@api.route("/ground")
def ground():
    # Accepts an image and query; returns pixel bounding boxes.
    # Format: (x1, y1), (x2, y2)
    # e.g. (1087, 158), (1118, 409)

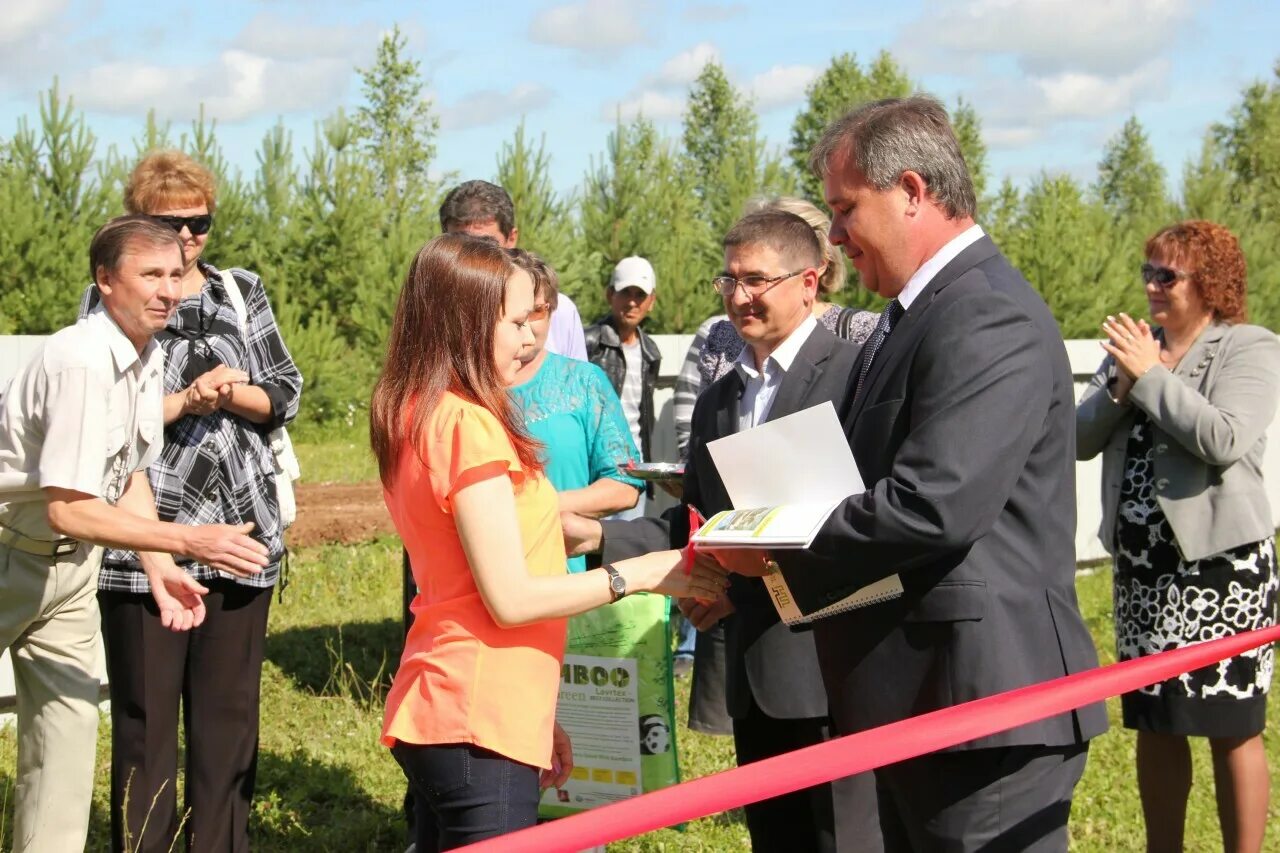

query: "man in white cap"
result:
(584, 257), (661, 519)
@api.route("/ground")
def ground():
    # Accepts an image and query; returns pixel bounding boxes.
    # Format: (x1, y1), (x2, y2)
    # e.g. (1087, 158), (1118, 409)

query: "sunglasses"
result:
(528, 302), (552, 321)
(152, 213), (213, 236)
(1141, 262), (1186, 289)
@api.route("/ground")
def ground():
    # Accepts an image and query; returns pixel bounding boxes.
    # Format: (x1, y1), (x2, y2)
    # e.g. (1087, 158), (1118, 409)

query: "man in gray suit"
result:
(564, 209), (881, 852)
(710, 96), (1109, 851)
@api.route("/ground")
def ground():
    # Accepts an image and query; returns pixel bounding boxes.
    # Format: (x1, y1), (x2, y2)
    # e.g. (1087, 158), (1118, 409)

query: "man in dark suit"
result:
(563, 209), (881, 852)
(708, 96), (1109, 851)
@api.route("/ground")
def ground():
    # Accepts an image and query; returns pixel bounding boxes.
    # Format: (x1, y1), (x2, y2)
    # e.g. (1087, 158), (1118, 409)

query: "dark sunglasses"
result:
(152, 213), (213, 236)
(1141, 262), (1185, 289)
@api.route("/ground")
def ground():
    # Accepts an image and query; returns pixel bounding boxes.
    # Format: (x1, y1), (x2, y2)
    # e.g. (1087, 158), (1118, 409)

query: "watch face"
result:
(610, 574), (627, 597)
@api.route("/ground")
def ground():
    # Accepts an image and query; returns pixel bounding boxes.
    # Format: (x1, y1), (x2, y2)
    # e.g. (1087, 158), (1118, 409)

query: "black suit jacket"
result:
(778, 236), (1109, 749)
(603, 324), (863, 720)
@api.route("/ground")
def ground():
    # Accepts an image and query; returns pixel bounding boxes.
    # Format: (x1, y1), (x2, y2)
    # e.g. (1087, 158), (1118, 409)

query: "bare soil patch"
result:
(288, 481), (396, 548)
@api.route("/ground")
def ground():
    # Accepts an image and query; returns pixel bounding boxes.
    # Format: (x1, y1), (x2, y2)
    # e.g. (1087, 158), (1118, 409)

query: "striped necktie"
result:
(854, 299), (904, 400)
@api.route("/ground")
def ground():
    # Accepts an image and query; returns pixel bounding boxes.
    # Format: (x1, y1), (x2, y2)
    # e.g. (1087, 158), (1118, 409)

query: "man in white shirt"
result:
(438, 179), (587, 359)
(0, 216), (268, 852)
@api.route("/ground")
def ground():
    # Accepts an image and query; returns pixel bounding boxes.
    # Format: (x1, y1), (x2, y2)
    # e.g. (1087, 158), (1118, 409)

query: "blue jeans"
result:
(391, 742), (539, 851)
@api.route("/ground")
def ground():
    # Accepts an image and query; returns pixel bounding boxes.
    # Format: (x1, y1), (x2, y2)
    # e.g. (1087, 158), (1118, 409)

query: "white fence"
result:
(5, 333), (1280, 710)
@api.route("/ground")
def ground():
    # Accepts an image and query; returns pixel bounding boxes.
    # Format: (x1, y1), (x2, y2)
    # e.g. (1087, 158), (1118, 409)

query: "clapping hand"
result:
(184, 365), (248, 416)
(1101, 313), (1160, 388)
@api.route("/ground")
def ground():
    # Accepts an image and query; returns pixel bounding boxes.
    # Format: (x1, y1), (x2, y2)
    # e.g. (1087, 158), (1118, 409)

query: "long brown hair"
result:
(370, 233), (543, 486)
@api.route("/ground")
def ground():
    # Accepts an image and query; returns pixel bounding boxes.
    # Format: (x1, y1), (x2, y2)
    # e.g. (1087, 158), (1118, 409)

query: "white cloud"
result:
(651, 42), (720, 87)
(66, 49), (353, 122)
(529, 0), (650, 58)
(984, 126), (1045, 149)
(682, 3), (747, 23)
(603, 90), (685, 122)
(0, 0), (69, 45)
(440, 83), (554, 130)
(1033, 60), (1171, 119)
(920, 0), (1194, 76)
(236, 14), (379, 62)
(750, 64), (819, 111)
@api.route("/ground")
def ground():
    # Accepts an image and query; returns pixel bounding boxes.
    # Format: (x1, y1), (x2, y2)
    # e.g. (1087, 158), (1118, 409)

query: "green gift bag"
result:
(538, 592), (681, 818)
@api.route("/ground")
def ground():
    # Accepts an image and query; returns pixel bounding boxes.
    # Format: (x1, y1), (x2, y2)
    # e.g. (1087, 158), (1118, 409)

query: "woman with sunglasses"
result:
(81, 150), (302, 853)
(506, 249), (643, 573)
(1077, 220), (1280, 853)
(372, 234), (725, 850)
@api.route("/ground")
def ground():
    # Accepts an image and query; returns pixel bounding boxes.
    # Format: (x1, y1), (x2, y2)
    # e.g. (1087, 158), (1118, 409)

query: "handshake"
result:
(560, 510), (776, 628)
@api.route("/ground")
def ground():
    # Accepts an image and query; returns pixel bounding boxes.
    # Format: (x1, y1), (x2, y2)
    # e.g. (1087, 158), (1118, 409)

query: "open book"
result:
(701, 403), (903, 625)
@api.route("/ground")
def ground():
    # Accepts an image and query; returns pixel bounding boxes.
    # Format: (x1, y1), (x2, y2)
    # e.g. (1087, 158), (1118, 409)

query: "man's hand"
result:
(560, 511), (603, 558)
(183, 365), (248, 417)
(540, 722), (574, 790)
(182, 522), (268, 577)
(146, 562), (209, 632)
(678, 594), (734, 631)
(701, 547), (774, 577)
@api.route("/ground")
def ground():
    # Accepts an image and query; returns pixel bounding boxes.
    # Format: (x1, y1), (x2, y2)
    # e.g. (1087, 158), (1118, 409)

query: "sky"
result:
(1, 0), (1277, 198)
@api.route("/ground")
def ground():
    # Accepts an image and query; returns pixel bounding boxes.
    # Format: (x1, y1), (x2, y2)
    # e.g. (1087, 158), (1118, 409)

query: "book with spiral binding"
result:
(763, 568), (903, 626)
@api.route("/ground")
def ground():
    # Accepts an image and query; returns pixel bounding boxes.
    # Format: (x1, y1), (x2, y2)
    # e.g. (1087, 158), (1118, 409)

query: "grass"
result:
(2, 540), (1277, 850)
(293, 433), (379, 485)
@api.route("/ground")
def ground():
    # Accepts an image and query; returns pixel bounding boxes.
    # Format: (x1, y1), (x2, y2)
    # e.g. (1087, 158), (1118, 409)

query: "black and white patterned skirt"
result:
(1113, 415), (1279, 737)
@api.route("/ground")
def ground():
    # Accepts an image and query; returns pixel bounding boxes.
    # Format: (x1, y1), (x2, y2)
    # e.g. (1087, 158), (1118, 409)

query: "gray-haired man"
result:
(0, 216), (268, 852)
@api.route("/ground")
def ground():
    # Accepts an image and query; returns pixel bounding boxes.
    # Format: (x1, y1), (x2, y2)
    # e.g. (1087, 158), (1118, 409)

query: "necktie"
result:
(854, 299), (904, 400)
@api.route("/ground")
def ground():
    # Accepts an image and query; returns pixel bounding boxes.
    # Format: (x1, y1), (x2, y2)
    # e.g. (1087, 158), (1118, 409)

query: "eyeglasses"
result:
(151, 213), (213, 236)
(712, 269), (809, 299)
(528, 302), (552, 321)
(1141, 263), (1186, 289)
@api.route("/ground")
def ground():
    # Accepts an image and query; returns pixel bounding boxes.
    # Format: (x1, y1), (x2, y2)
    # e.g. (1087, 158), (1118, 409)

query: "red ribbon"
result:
(682, 505), (705, 575)
(467, 623), (1280, 852)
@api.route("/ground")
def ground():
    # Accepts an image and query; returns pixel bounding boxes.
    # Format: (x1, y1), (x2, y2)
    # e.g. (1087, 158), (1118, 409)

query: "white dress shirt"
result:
(897, 223), (986, 311)
(0, 305), (165, 540)
(733, 314), (819, 430)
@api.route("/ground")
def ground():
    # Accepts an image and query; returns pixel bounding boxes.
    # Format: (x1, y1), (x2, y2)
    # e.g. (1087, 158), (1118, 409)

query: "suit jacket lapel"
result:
(713, 368), (742, 441)
(846, 236), (1001, 426)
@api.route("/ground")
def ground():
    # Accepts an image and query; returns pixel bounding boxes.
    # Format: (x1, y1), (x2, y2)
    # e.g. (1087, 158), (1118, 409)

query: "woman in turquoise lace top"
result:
(508, 251), (643, 572)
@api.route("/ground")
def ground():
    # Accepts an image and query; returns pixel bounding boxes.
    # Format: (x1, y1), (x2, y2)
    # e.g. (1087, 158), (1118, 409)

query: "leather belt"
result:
(0, 524), (80, 557)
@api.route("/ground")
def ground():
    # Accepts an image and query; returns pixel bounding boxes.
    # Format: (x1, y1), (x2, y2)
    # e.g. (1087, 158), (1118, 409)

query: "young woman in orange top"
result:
(370, 234), (726, 851)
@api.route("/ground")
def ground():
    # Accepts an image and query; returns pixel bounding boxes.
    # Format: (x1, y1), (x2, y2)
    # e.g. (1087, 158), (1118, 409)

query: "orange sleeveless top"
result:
(380, 392), (567, 769)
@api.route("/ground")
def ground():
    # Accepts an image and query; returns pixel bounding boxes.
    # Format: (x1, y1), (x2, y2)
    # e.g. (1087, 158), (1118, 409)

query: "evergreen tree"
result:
(1095, 116), (1169, 225)
(1214, 60), (1280, 218)
(952, 98), (988, 204)
(352, 25), (439, 213)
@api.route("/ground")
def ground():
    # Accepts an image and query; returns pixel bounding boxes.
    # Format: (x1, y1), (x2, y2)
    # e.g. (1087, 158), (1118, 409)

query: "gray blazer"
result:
(1076, 322), (1280, 562)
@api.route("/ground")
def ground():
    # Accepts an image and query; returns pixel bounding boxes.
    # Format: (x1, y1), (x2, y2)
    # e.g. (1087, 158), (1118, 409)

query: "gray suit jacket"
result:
(1076, 321), (1280, 562)
(776, 236), (1108, 750)
(602, 325), (863, 720)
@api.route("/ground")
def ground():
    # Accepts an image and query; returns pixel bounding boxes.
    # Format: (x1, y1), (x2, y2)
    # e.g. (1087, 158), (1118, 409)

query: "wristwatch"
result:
(604, 564), (627, 602)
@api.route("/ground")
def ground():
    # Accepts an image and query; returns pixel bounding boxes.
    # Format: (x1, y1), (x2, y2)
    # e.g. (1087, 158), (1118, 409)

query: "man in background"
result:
(438, 179), (587, 359)
(584, 256), (661, 520)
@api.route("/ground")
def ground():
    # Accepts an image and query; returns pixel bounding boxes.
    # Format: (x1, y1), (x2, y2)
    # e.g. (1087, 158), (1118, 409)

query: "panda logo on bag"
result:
(638, 714), (670, 755)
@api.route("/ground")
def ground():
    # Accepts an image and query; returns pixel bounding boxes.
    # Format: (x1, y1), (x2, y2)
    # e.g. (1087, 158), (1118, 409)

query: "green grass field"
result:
(2, 540), (1277, 850)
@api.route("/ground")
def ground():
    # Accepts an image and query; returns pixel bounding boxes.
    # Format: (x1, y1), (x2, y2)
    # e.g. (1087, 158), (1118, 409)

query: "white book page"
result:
(707, 402), (864, 508)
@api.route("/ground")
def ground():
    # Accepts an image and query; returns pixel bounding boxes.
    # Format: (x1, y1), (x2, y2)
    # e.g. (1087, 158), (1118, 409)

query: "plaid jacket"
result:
(80, 261), (302, 590)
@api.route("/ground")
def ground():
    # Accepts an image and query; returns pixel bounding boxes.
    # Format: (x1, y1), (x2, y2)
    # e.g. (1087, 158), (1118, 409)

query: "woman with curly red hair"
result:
(1077, 220), (1280, 852)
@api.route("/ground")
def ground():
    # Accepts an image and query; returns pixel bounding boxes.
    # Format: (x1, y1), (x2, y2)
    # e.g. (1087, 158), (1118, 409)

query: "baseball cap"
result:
(609, 256), (656, 295)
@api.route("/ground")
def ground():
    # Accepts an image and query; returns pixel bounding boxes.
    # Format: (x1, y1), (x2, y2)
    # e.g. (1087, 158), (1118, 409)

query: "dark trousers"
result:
(392, 742), (540, 851)
(100, 581), (272, 853)
(875, 743), (1089, 852)
(734, 694), (883, 853)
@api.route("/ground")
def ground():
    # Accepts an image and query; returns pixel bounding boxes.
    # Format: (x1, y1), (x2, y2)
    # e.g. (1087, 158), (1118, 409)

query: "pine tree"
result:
(1095, 116), (1169, 226)
(952, 98), (988, 204)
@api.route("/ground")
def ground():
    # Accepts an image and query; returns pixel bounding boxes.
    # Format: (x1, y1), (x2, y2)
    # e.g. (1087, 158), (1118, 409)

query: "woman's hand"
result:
(678, 593), (734, 631)
(183, 365), (248, 416)
(1101, 313), (1160, 384)
(540, 722), (574, 790)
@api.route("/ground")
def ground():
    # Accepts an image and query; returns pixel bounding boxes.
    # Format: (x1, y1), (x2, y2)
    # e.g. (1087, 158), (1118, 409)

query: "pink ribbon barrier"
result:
(467, 624), (1280, 851)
